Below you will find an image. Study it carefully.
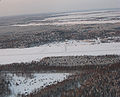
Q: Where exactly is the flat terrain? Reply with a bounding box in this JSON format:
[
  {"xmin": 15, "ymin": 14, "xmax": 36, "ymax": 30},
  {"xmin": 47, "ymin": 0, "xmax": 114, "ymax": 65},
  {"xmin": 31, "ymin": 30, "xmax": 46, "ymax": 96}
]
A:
[
  {"xmin": 0, "ymin": 41, "xmax": 120, "ymax": 65},
  {"xmin": 0, "ymin": 9, "xmax": 120, "ymax": 97},
  {"xmin": 0, "ymin": 9, "xmax": 120, "ymax": 48}
]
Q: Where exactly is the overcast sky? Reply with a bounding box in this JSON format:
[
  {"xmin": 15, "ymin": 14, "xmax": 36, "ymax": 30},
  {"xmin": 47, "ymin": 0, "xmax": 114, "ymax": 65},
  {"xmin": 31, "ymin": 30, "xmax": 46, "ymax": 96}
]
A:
[{"xmin": 0, "ymin": 0, "xmax": 120, "ymax": 17}]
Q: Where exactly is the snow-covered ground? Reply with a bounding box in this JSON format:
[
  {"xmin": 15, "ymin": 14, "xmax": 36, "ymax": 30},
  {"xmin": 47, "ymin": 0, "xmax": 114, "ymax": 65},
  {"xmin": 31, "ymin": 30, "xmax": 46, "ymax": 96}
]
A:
[
  {"xmin": 12, "ymin": 20, "xmax": 120, "ymax": 26},
  {"xmin": 12, "ymin": 10, "xmax": 120, "ymax": 26},
  {"xmin": 0, "ymin": 40, "xmax": 120, "ymax": 65},
  {"xmin": 7, "ymin": 73, "xmax": 69, "ymax": 97}
]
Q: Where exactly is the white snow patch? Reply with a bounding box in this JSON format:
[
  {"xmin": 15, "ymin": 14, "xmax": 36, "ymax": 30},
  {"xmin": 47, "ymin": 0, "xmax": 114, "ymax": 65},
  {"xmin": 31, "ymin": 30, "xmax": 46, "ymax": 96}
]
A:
[
  {"xmin": 7, "ymin": 73, "xmax": 69, "ymax": 97},
  {"xmin": 12, "ymin": 20, "xmax": 120, "ymax": 26},
  {"xmin": 11, "ymin": 10, "xmax": 120, "ymax": 26},
  {"xmin": 0, "ymin": 40, "xmax": 120, "ymax": 65}
]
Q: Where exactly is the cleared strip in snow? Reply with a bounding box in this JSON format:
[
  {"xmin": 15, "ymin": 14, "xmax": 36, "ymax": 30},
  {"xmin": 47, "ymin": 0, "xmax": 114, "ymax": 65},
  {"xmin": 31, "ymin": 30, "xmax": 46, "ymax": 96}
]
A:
[
  {"xmin": 7, "ymin": 73, "xmax": 69, "ymax": 97},
  {"xmin": 0, "ymin": 41, "xmax": 120, "ymax": 65}
]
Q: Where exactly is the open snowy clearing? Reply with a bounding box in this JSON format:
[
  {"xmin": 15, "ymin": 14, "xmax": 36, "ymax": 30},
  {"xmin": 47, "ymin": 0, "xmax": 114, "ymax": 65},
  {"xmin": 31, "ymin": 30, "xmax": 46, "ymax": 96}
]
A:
[
  {"xmin": 7, "ymin": 73, "xmax": 69, "ymax": 97},
  {"xmin": 0, "ymin": 40, "xmax": 120, "ymax": 65}
]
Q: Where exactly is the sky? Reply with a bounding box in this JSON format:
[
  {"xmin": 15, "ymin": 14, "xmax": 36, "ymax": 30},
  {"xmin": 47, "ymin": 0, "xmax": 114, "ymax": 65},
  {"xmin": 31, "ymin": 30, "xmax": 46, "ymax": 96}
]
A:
[{"xmin": 0, "ymin": 0, "xmax": 120, "ymax": 17}]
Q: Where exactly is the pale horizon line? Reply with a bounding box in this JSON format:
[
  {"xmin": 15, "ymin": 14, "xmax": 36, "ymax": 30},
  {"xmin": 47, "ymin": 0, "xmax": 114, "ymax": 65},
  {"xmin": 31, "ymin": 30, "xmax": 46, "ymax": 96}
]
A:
[{"xmin": 0, "ymin": 7, "xmax": 120, "ymax": 18}]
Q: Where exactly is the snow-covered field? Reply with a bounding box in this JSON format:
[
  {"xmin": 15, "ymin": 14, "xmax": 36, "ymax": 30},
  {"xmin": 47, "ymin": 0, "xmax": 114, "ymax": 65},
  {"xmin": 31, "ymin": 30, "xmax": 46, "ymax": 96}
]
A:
[
  {"xmin": 12, "ymin": 20, "xmax": 120, "ymax": 26},
  {"xmin": 0, "ymin": 40, "xmax": 120, "ymax": 65},
  {"xmin": 7, "ymin": 73, "xmax": 69, "ymax": 97},
  {"xmin": 12, "ymin": 9, "xmax": 120, "ymax": 26}
]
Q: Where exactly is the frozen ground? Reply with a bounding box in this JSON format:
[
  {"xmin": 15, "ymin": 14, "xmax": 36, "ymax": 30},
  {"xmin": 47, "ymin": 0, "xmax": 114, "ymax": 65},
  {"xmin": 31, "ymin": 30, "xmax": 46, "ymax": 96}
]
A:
[
  {"xmin": 12, "ymin": 9, "xmax": 120, "ymax": 26},
  {"xmin": 7, "ymin": 73, "xmax": 69, "ymax": 97},
  {"xmin": 12, "ymin": 20, "xmax": 120, "ymax": 26},
  {"xmin": 0, "ymin": 40, "xmax": 120, "ymax": 65}
]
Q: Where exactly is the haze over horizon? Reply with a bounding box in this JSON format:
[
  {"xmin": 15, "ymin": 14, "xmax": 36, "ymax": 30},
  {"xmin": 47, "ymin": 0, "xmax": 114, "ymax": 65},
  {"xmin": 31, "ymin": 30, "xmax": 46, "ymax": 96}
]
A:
[{"xmin": 0, "ymin": 0, "xmax": 120, "ymax": 17}]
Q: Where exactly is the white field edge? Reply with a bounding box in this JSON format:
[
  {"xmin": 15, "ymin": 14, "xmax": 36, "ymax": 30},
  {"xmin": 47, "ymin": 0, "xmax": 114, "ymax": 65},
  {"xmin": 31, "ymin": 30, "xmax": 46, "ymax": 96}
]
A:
[
  {"xmin": 7, "ymin": 73, "xmax": 70, "ymax": 97},
  {"xmin": 12, "ymin": 20, "xmax": 120, "ymax": 26},
  {"xmin": 0, "ymin": 40, "xmax": 120, "ymax": 65},
  {"xmin": 12, "ymin": 10, "xmax": 120, "ymax": 26}
]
